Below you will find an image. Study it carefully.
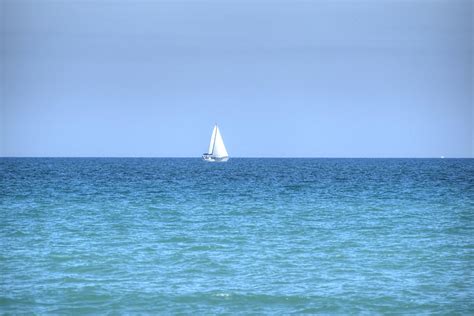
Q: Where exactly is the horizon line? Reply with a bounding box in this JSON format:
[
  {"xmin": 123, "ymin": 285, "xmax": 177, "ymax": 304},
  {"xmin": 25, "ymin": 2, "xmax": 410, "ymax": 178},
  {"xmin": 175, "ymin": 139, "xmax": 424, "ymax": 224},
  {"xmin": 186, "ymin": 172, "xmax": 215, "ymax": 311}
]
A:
[{"xmin": 0, "ymin": 156, "xmax": 472, "ymax": 159}]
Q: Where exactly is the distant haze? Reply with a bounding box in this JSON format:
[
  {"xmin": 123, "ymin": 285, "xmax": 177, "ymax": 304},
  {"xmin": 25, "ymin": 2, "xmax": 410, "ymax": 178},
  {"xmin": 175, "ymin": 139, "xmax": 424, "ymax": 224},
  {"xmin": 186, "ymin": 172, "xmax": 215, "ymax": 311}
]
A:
[{"xmin": 1, "ymin": 0, "xmax": 472, "ymax": 157}]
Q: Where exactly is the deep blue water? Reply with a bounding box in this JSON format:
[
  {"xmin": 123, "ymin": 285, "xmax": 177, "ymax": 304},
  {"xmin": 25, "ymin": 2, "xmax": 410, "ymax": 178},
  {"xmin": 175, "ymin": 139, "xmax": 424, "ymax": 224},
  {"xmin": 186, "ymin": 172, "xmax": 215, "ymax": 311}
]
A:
[{"xmin": 1, "ymin": 158, "xmax": 473, "ymax": 314}]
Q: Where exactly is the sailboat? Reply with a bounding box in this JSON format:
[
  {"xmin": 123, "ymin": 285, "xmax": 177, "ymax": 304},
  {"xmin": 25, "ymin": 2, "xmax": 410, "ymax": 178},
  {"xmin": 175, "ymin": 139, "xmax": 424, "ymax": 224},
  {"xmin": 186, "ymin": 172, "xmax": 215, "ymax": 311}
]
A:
[{"xmin": 202, "ymin": 124, "xmax": 229, "ymax": 162}]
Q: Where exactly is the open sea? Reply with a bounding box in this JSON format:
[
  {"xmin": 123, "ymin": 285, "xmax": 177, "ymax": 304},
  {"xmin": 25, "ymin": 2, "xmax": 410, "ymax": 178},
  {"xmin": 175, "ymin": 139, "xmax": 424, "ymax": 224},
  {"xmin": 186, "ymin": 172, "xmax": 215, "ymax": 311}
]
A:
[{"xmin": 1, "ymin": 158, "xmax": 473, "ymax": 314}]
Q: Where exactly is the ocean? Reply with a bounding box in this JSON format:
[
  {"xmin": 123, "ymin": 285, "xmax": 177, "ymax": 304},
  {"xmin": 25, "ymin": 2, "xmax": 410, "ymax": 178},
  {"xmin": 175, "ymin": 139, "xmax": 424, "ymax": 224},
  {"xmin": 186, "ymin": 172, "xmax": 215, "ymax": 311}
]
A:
[{"xmin": 1, "ymin": 158, "xmax": 473, "ymax": 314}]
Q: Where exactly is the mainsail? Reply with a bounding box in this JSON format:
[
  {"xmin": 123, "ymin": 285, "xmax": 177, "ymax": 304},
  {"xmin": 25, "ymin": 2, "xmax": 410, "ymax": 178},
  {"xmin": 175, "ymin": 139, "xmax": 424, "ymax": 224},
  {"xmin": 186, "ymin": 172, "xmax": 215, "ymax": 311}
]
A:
[
  {"xmin": 211, "ymin": 126, "xmax": 228, "ymax": 158},
  {"xmin": 208, "ymin": 125, "xmax": 217, "ymax": 155}
]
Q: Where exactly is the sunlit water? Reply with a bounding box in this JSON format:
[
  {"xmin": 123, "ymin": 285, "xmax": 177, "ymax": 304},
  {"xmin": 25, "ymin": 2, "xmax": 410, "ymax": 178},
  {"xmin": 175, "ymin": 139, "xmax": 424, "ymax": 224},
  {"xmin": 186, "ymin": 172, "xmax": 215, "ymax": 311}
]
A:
[{"xmin": 1, "ymin": 158, "xmax": 473, "ymax": 314}]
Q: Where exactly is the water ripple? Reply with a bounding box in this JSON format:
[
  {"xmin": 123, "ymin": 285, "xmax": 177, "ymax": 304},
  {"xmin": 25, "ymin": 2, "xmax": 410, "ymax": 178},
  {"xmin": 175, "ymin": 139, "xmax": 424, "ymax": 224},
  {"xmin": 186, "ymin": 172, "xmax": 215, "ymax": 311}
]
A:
[{"xmin": 1, "ymin": 158, "xmax": 473, "ymax": 313}]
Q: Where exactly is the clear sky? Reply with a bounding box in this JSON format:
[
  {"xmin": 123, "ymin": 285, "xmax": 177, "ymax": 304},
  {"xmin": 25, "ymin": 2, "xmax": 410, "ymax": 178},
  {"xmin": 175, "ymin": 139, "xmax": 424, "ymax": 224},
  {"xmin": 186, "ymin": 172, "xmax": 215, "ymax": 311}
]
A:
[{"xmin": 1, "ymin": 0, "xmax": 472, "ymax": 157}]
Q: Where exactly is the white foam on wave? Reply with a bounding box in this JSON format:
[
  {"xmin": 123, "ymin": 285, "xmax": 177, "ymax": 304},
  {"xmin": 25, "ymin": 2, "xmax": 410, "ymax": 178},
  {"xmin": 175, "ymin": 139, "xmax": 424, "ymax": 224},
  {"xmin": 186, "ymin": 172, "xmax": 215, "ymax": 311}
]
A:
[{"xmin": 214, "ymin": 293, "xmax": 231, "ymax": 298}]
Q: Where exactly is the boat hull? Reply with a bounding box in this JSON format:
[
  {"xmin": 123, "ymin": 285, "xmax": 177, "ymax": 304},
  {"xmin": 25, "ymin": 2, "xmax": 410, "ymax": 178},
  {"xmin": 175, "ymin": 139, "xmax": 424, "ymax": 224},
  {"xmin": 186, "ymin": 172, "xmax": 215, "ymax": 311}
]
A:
[{"xmin": 202, "ymin": 155, "xmax": 229, "ymax": 162}]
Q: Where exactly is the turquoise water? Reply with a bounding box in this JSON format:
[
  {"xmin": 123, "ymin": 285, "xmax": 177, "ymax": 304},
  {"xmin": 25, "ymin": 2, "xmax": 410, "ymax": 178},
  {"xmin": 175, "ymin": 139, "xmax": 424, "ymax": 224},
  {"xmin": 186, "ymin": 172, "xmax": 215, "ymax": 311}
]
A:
[{"xmin": 1, "ymin": 158, "xmax": 473, "ymax": 314}]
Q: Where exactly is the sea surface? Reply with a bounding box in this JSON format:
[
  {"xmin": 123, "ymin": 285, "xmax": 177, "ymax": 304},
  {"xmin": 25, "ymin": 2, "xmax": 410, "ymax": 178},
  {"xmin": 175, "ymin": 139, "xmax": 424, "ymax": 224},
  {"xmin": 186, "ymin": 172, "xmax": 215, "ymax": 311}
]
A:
[{"xmin": 1, "ymin": 158, "xmax": 473, "ymax": 314}]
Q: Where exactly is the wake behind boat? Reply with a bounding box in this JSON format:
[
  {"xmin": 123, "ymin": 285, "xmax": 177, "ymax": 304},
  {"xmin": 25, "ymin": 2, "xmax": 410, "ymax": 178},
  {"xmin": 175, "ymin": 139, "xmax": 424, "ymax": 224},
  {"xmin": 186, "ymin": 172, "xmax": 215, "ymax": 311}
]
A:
[{"xmin": 202, "ymin": 124, "xmax": 229, "ymax": 162}]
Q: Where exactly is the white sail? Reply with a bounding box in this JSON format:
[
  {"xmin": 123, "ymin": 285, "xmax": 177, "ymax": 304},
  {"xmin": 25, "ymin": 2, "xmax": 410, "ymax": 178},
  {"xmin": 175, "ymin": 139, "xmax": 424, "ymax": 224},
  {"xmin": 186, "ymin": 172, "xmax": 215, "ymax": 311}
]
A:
[
  {"xmin": 208, "ymin": 125, "xmax": 217, "ymax": 154},
  {"xmin": 212, "ymin": 126, "xmax": 228, "ymax": 158},
  {"xmin": 203, "ymin": 124, "xmax": 229, "ymax": 162}
]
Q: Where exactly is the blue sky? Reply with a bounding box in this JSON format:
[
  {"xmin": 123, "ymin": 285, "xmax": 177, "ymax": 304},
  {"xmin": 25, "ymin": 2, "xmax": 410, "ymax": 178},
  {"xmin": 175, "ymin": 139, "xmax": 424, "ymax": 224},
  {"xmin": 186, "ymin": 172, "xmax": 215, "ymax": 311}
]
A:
[{"xmin": 1, "ymin": 0, "xmax": 472, "ymax": 157}]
